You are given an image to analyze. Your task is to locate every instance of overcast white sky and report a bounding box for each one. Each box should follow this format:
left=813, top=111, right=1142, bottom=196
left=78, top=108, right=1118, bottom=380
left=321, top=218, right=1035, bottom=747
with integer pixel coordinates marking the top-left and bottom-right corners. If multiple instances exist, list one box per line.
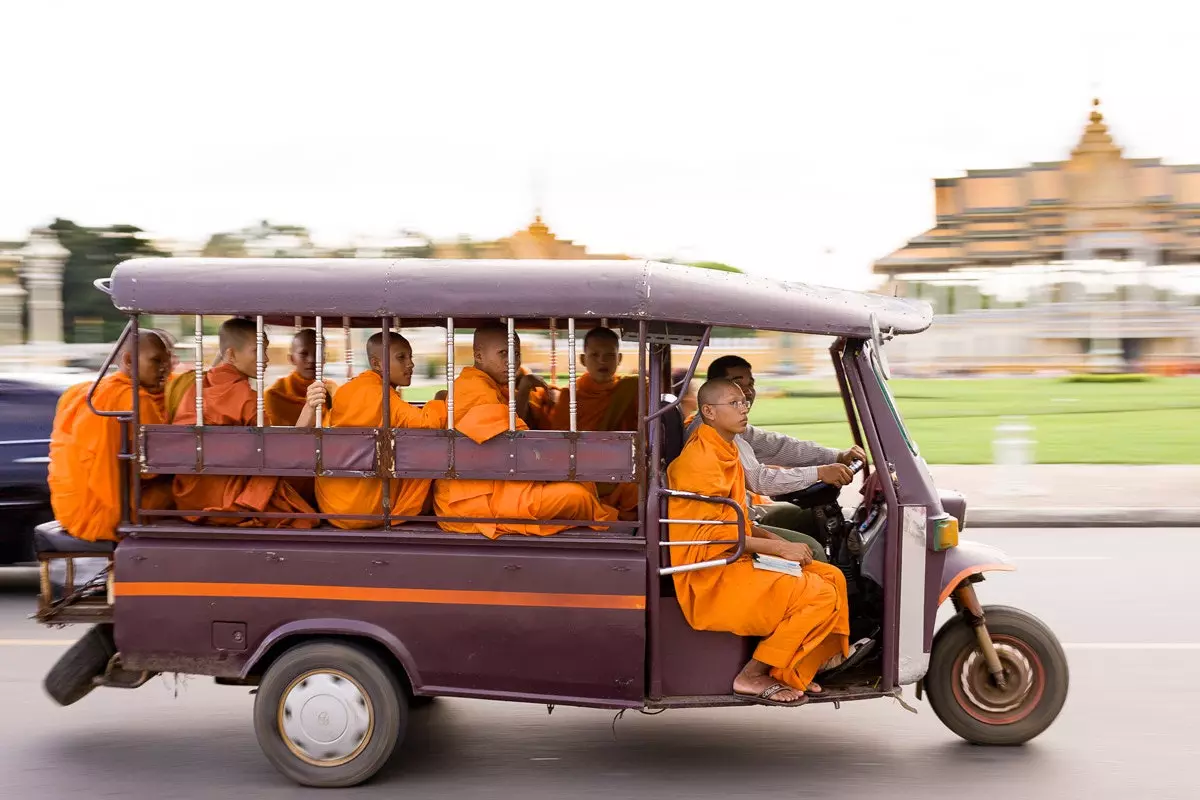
left=3, top=1, right=1198, bottom=290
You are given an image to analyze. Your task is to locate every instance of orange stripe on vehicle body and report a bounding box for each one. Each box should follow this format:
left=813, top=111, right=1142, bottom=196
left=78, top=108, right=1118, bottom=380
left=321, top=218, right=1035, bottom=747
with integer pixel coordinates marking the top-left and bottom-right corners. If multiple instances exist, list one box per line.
left=113, top=581, right=646, bottom=611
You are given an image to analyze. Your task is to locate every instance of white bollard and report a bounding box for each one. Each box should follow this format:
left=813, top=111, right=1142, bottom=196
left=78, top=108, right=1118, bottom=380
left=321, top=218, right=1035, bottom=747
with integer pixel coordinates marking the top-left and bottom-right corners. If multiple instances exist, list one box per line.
left=993, top=416, right=1039, bottom=496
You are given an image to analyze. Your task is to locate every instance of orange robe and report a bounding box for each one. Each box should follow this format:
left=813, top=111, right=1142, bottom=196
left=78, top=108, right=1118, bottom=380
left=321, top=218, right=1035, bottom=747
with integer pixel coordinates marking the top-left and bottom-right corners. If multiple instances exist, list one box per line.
left=164, top=370, right=198, bottom=423
left=316, top=371, right=447, bottom=530
left=667, top=424, right=850, bottom=691
left=265, top=371, right=337, bottom=427
left=549, top=373, right=639, bottom=512
left=600, top=375, right=641, bottom=432
left=172, top=363, right=318, bottom=528
left=517, top=365, right=556, bottom=430
left=433, top=366, right=618, bottom=537
left=48, top=374, right=174, bottom=542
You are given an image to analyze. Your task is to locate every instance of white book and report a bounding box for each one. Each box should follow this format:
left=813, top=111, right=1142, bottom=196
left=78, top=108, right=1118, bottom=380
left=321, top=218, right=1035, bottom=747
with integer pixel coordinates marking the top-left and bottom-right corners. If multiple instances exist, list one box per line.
left=752, top=553, right=803, bottom=577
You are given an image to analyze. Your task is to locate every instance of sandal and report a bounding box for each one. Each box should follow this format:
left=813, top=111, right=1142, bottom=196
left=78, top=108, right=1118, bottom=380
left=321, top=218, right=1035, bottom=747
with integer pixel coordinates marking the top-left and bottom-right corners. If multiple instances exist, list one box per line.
left=818, top=638, right=876, bottom=678
left=734, top=682, right=809, bottom=707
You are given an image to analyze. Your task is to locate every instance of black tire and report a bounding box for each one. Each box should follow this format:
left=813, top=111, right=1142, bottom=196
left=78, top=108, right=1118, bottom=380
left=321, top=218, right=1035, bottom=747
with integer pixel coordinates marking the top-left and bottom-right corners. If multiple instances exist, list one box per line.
left=253, top=641, right=407, bottom=788
left=44, top=623, right=115, bottom=706
left=926, top=605, right=1068, bottom=746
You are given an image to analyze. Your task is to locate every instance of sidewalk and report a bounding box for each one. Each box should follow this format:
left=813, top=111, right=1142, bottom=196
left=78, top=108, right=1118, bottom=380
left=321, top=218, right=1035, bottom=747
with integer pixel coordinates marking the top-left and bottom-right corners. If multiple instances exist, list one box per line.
left=921, top=465, right=1200, bottom=528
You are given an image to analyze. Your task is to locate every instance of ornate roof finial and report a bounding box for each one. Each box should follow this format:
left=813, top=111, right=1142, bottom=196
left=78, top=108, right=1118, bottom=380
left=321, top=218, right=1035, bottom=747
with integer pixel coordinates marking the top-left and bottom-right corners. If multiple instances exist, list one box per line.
left=1071, top=96, right=1121, bottom=159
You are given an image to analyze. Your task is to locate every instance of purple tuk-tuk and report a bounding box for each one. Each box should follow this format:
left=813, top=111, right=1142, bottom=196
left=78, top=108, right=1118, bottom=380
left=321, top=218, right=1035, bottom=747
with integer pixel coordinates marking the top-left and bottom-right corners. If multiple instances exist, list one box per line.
left=34, top=258, right=1068, bottom=787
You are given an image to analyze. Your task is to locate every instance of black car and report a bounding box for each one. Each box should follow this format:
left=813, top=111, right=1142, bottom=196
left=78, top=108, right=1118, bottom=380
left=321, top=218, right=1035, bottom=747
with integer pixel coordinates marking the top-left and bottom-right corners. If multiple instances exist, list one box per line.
left=0, top=376, right=69, bottom=565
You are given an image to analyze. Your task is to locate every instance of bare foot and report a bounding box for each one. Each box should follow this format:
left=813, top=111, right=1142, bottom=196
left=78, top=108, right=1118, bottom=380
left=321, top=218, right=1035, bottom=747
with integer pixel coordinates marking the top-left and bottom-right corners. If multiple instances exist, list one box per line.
left=807, top=681, right=823, bottom=694
left=732, top=660, right=805, bottom=704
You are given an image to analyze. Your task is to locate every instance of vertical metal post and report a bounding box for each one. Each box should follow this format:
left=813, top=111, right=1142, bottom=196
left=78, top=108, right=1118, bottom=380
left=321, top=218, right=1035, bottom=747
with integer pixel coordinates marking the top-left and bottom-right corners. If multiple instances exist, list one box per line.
left=600, top=317, right=609, bottom=329
left=315, top=317, right=325, bottom=428
left=567, top=317, right=578, bottom=432
left=548, top=318, right=558, bottom=388
left=125, top=316, right=139, bottom=525
left=645, top=340, right=664, bottom=698
left=506, top=317, right=517, bottom=432
left=445, top=318, right=455, bottom=431
left=255, top=316, right=265, bottom=427
left=380, top=317, right=392, bottom=529
left=343, top=316, right=354, bottom=379
left=193, top=315, right=204, bottom=427
left=294, top=316, right=302, bottom=334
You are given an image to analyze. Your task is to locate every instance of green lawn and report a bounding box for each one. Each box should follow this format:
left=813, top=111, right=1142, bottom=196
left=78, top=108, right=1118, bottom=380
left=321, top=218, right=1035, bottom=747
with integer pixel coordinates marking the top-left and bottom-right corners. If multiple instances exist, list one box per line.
left=404, top=377, right=1200, bottom=464
left=752, top=377, right=1200, bottom=464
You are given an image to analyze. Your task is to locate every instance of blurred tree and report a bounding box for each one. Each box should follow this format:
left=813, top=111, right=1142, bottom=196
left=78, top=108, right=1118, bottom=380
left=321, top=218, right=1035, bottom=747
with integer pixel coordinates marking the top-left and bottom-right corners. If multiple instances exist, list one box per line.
left=48, top=219, right=167, bottom=342
left=202, top=220, right=316, bottom=257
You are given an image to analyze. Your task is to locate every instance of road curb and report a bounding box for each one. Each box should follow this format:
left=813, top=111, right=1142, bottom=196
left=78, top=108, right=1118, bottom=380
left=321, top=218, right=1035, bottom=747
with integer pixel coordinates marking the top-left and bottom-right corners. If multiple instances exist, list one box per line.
left=969, top=507, right=1200, bottom=528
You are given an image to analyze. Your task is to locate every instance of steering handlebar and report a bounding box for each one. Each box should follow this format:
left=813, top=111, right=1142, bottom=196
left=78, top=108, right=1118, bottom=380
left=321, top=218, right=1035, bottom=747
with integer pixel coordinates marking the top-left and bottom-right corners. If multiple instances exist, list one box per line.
left=770, top=459, right=864, bottom=510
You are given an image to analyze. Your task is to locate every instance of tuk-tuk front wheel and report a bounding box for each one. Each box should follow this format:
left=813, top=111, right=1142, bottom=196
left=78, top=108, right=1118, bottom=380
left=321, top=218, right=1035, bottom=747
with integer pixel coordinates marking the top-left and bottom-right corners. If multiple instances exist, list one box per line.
left=253, top=641, right=407, bottom=788
left=925, top=605, right=1068, bottom=746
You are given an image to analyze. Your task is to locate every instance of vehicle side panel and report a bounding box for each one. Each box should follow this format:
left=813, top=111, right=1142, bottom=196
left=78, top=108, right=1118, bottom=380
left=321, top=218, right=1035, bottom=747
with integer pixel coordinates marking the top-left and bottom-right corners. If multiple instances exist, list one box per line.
left=113, top=535, right=647, bottom=705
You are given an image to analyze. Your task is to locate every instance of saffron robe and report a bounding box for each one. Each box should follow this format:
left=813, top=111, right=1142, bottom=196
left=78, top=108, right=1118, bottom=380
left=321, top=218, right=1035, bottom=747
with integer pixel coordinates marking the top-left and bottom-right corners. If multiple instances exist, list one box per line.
left=265, top=370, right=337, bottom=427
left=433, top=366, right=618, bottom=537
left=171, top=362, right=318, bottom=528
left=316, top=371, right=447, bottom=530
left=48, top=374, right=173, bottom=542
left=666, top=424, right=850, bottom=691
left=549, top=372, right=638, bottom=512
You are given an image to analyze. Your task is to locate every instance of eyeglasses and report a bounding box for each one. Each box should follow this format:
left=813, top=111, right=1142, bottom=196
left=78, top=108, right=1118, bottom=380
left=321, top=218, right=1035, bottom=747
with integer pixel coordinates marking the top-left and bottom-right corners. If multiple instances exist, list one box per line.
left=708, top=400, right=751, bottom=411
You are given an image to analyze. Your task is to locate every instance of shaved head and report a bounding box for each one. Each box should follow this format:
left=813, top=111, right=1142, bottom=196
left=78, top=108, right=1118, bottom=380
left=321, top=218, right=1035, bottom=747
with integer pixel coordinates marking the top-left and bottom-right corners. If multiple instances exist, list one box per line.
left=472, top=323, right=521, bottom=385
left=288, top=328, right=323, bottom=381
left=218, top=318, right=257, bottom=354
left=697, top=378, right=742, bottom=408
left=292, top=328, right=317, bottom=352
left=367, top=332, right=416, bottom=388
left=696, top=378, right=749, bottom=439
left=121, top=330, right=171, bottom=390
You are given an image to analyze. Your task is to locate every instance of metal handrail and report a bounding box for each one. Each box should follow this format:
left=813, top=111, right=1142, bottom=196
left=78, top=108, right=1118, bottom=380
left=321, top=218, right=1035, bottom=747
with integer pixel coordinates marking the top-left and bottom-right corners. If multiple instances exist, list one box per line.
left=86, top=319, right=134, bottom=418
left=656, top=487, right=748, bottom=576
left=93, top=278, right=113, bottom=296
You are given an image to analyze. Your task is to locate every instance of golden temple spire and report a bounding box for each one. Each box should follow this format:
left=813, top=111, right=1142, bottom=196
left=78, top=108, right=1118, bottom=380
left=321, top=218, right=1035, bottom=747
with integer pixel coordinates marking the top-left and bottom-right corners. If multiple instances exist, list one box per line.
left=1071, top=97, right=1122, bottom=159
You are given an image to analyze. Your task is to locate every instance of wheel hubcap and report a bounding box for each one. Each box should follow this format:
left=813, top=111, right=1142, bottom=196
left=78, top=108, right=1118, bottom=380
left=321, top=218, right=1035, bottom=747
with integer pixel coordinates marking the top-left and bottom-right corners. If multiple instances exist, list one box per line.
left=953, top=634, right=1045, bottom=725
left=279, top=669, right=373, bottom=766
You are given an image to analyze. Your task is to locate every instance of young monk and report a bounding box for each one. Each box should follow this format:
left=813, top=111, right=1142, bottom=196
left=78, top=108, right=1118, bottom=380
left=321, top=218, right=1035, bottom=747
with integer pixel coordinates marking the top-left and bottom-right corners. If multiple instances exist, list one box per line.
left=265, top=328, right=337, bottom=426
left=516, top=364, right=556, bottom=429
left=316, top=332, right=447, bottom=529
left=48, top=332, right=175, bottom=542
left=433, top=323, right=622, bottom=537
left=667, top=378, right=870, bottom=706
left=172, top=318, right=325, bottom=527
left=548, top=327, right=638, bottom=512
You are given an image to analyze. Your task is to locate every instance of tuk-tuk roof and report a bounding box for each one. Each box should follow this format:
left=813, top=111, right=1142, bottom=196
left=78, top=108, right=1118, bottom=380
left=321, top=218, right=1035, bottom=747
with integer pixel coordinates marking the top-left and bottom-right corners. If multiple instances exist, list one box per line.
left=109, top=258, right=932, bottom=337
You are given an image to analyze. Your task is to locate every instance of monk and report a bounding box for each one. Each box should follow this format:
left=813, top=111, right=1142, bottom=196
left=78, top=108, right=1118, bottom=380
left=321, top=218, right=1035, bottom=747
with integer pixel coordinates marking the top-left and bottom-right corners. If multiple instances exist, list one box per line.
left=667, top=378, right=871, bottom=706
left=172, top=318, right=324, bottom=527
left=265, top=328, right=337, bottom=426
left=48, top=332, right=175, bottom=542
left=548, top=327, right=638, bottom=512
left=317, top=333, right=447, bottom=529
left=433, top=323, right=621, bottom=537
left=516, top=364, right=556, bottom=429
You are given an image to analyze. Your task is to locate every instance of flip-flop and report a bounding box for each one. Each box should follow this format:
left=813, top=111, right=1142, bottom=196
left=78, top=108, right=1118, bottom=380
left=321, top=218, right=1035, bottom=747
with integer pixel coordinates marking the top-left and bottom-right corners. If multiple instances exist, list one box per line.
left=818, top=637, right=877, bottom=678
left=734, top=682, right=809, bottom=707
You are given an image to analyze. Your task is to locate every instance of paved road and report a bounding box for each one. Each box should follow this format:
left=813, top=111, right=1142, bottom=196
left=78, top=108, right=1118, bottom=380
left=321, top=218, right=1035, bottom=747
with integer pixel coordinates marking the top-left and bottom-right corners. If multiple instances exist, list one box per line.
left=1, top=529, right=1198, bottom=799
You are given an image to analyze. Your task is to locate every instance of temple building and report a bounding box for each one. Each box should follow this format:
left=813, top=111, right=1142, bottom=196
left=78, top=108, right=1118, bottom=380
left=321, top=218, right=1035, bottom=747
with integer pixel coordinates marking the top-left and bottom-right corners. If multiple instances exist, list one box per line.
left=865, top=101, right=1200, bottom=375
left=431, top=215, right=631, bottom=260
left=876, top=99, right=1200, bottom=275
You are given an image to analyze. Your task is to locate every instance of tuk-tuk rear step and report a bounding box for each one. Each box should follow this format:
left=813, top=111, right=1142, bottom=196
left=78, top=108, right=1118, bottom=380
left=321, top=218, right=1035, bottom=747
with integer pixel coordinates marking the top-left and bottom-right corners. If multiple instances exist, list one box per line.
left=646, top=686, right=899, bottom=710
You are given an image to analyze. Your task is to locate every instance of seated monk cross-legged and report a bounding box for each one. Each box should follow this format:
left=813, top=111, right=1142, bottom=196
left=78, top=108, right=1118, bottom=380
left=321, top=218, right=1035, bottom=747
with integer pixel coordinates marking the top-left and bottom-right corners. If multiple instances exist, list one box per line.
left=48, top=331, right=176, bottom=542
left=172, top=318, right=326, bottom=528
left=433, top=323, right=624, bottom=537
left=549, top=326, right=638, bottom=513
left=667, top=378, right=874, bottom=706
left=316, top=332, right=447, bottom=529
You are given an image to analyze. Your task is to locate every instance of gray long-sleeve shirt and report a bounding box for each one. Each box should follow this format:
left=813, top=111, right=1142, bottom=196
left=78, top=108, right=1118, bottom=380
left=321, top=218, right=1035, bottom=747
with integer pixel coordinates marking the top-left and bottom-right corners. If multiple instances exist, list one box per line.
left=685, top=416, right=841, bottom=516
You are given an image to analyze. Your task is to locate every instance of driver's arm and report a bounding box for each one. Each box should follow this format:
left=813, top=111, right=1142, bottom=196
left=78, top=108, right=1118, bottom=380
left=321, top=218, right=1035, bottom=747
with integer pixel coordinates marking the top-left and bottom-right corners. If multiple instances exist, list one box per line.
left=736, top=434, right=823, bottom=495
left=743, top=424, right=840, bottom=469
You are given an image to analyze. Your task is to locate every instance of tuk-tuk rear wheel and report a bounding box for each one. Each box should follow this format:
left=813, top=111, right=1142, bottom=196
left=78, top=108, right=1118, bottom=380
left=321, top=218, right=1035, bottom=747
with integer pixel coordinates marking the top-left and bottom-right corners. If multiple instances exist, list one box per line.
left=926, top=605, right=1068, bottom=746
left=253, top=640, right=407, bottom=788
